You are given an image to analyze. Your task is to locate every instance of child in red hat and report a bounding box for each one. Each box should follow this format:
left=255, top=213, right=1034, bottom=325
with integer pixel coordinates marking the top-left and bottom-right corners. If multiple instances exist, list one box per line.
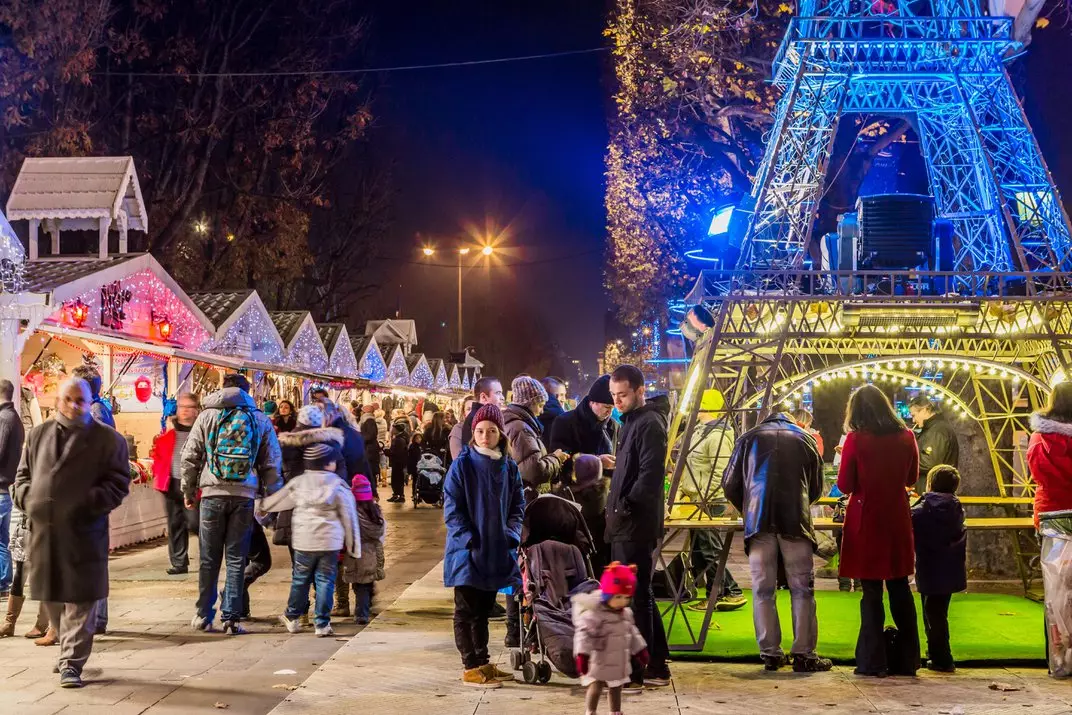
left=573, top=562, right=649, bottom=715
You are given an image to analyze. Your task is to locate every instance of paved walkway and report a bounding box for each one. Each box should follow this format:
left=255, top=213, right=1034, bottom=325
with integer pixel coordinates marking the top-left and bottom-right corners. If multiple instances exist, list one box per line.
left=273, top=567, right=1072, bottom=715
left=0, top=500, right=446, bottom=714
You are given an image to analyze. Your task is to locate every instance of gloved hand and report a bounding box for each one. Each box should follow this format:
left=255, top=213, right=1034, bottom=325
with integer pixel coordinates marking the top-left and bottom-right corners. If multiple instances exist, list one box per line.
left=635, top=648, right=650, bottom=668
left=576, top=653, right=590, bottom=676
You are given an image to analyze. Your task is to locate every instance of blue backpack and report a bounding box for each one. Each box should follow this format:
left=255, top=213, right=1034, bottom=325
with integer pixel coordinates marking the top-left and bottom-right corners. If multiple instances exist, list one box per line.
left=206, top=407, right=259, bottom=482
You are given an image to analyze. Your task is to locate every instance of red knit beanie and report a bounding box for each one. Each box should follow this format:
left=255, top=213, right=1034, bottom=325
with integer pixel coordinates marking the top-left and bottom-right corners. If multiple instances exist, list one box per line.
left=600, top=561, right=638, bottom=601
left=472, top=403, right=505, bottom=434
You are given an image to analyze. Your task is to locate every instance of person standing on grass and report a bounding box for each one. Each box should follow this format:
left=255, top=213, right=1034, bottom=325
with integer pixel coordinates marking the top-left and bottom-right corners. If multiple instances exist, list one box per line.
left=14, top=377, right=129, bottom=688
left=837, top=384, right=921, bottom=677
left=911, top=464, right=966, bottom=673
left=151, top=392, right=201, bottom=576
left=443, top=403, right=524, bottom=689
left=722, top=407, right=830, bottom=673
left=605, top=365, right=673, bottom=687
left=909, top=395, right=959, bottom=495
left=0, top=378, right=25, bottom=598
left=261, top=443, right=359, bottom=637
left=181, top=373, right=282, bottom=636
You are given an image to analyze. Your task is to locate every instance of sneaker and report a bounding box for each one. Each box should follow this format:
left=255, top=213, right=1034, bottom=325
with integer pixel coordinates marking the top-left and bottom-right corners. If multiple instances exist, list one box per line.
left=925, top=660, right=956, bottom=673
left=462, top=666, right=503, bottom=688
left=59, top=668, right=84, bottom=688
left=762, top=654, right=788, bottom=671
left=482, top=664, right=514, bottom=682
left=622, top=681, right=645, bottom=694
left=299, top=613, right=310, bottom=627
left=792, top=655, right=833, bottom=673
left=279, top=614, right=302, bottom=634
left=191, top=615, right=214, bottom=632
left=331, top=606, right=350, bottom=617
left=166, top=566, right=188, bottom=575
left=221, top=620, right=247, bottom=635
left=687, top=599, right=711, bottom=612
left=715, top=594, right=748, bottom=611
left=643, top=667, right=672, bottom=687
left=315, top=625, right=335, bottom=637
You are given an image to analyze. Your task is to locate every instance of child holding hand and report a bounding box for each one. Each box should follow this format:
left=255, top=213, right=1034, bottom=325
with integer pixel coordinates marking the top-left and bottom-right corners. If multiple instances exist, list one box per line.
left=574, top=562, right=649, bottom=715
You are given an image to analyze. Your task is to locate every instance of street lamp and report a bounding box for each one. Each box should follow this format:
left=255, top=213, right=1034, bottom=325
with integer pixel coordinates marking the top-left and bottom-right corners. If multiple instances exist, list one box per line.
left=481, top=245, right=494, bottom=257
left=457, top=248, right=470, bottom=350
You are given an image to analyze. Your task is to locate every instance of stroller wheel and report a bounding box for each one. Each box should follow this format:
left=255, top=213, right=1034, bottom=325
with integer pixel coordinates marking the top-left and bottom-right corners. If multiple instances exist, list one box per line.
left=510, top=649, right=524, bottom=671
left=521, top=660, right=539, bottom=684
left=536, top=661, right=552, bottom=684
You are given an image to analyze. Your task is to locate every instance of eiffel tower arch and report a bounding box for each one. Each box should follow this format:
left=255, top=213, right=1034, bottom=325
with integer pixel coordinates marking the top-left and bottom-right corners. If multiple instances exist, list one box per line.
left=660, top=1, right=1072, bottom=652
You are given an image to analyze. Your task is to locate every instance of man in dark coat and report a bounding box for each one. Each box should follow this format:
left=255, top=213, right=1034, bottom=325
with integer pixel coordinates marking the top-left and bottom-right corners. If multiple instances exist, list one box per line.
left=537, top=377, right=567, bottom=441
left=14, top=378, right=129, bottom=688
left=460, top=376, right=505, bottom=447
left=0, top=379, right=25, bottom=596
left=721, top=412, right=830, bottom=673
left=549, top=374, right=617, bottom=488
left=605, top=365, right=672, bottom=686
left=909, top=395, right=959, bottom=494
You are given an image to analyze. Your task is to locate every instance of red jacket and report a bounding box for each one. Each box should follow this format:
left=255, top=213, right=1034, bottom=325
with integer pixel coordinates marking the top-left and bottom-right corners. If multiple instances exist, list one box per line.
left=836, top=428, right=919, bottom=580
left=1027, top=414, right=1072, bottom=528
left=150, top=428, right=177, bottom=492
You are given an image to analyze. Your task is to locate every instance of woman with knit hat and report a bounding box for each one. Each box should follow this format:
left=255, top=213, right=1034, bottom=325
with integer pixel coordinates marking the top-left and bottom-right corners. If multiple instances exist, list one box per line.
left=443, top=403, right=525, bottom=688
left=503, top=375, right=568, bottom=504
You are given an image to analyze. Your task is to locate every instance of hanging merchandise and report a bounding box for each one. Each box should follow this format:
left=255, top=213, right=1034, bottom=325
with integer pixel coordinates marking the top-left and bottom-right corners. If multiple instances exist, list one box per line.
left=101, top=281, right=133, bottom=330
left=134, top=375, right=153, bottom=403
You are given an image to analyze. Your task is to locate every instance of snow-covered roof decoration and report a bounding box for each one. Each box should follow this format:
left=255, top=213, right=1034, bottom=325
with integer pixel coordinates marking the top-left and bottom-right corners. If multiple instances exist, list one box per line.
left=351, top=337, right=387, bottom=382
left=319, top=323, right=358, bottom=377
left=384, top=344, right=411, bottom=385
left=407, top=353, right=434, bottom=390
left=31, top=255, right=213, bottom=349
left=429, top=358, right=450, bottom=392
left=448, top=364, right=462, bottom=390
left=6, top=156, right=148, bottom=231
left=461, top=368, right=472, bottom=391
left=191, top=290, right=284, bottom=363
left=270, top=311, right=328, bottom=373
left=449, top=348, right=484, bottom=370
left=365, top=318, right=418, bottom=348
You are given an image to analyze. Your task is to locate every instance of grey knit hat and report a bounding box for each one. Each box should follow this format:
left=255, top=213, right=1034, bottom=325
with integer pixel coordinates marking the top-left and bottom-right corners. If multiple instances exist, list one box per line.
left=511, top=376, right=548, bottom=408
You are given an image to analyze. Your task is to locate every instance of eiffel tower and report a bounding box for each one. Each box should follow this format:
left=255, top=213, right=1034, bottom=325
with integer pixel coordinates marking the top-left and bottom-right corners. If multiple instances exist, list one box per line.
left=739, top=0, right=1072, bottom=274
left=659, top=1, right=1072, bottom=653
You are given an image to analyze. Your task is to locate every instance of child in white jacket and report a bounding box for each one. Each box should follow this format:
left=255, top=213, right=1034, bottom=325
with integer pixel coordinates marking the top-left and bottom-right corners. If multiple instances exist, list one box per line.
left=259, top=443, right=359, bottom=637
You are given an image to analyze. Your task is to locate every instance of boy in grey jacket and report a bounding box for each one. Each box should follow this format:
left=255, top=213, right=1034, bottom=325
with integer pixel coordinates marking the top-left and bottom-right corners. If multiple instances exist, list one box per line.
left=260, top=443, right=359, bottom=637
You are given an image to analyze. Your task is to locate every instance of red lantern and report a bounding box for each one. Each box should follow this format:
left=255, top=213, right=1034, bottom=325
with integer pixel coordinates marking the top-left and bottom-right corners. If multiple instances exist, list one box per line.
left=158, top=319, right=173, bottom=340
left=63, top=299, right=89, bottom=328
left=134, top=375, right=153, bottom=403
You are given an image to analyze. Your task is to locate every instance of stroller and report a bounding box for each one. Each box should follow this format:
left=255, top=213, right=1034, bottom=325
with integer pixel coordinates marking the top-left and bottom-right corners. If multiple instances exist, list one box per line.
left=412, top=451, right=446, bottom=507
left=511, top=494, right=599, bottom=684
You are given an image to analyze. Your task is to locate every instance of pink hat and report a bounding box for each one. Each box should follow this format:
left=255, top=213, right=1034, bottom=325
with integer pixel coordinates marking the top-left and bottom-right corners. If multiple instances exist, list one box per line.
left=472, top=403, right=505, bottom=433
left=600, top=562, right=637, bottom=602
left=351, top=474, right=374, bottom=502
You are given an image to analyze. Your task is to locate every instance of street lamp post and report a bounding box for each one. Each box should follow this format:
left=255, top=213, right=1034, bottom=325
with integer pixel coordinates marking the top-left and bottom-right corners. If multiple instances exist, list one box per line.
left=457, top=247, right=470, bottom=351
left=420, top=243, right=493, bottom=352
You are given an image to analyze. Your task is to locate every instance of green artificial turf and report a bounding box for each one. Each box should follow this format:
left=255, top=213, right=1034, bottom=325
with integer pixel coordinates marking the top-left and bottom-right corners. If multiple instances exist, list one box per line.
left=663, top=590, right=1045, bottom=665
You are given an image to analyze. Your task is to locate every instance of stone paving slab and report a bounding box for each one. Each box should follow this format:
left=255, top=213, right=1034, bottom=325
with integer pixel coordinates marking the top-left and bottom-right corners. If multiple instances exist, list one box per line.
left=0, top=501, right=445, bottom=714
left=273, top=564, right=1072, bottom=715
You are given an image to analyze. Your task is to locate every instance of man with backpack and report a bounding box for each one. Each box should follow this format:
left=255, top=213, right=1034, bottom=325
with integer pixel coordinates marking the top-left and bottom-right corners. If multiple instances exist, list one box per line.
left=181, top=374, right=282, bottom=635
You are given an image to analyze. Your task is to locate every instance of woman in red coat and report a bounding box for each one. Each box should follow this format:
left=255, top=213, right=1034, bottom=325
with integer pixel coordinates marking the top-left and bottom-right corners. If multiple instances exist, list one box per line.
left=1027, top=382, right=1072, bottom=528
left=837, top=385, right=921, bottom=677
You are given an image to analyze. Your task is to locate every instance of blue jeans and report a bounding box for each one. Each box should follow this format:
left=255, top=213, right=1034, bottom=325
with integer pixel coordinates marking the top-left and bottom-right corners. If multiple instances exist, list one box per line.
left=286, top=550, right=338, bottom=629
left=0, top=490, right=11, bottom=592
left=197, top=496, right=254, bottom=623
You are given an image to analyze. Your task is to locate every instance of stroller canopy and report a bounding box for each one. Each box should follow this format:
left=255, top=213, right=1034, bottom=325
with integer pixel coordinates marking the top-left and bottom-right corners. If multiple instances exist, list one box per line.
left=521, top=494, right=593, bottom=556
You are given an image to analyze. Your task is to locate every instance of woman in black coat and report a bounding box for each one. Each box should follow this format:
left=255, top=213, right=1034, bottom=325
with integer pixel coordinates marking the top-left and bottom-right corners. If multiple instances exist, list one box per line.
left=360, top=418, right=382, bottom=493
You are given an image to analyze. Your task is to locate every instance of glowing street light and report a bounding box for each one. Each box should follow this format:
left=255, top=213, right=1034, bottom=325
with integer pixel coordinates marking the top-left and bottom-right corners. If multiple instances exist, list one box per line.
left=422, top=247, right=435, bottom=256
left=459, top=247, right=471, bottom=255
left=481, top=245, right=494, bottom=257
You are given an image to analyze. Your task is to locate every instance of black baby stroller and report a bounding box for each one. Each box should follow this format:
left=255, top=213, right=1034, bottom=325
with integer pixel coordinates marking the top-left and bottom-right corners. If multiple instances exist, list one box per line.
left=511, top=494, right=599, bottom=684
left=412, top=451, right=446, bottom=506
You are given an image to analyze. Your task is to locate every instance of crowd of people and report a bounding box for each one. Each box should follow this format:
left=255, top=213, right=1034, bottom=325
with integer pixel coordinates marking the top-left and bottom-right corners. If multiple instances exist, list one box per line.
left=1, top=360, right=1071, bottom=700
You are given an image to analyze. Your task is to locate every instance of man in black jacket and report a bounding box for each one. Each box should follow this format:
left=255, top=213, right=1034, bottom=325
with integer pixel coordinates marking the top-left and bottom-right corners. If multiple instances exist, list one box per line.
left=722, top=412, right=831, bottom=673
left=606, top=365, right=672, bottom=686
left=909, top=395, right=959, bottom=494
left=549, top=374, right=617, bottom=487
left=0, top=379, right=24, bottom=596
left=537, top=377, right=567, bottom=440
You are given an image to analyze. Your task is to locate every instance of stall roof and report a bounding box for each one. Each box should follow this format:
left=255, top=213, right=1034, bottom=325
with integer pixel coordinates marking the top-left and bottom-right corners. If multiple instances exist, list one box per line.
left=365, top=318, right=418, bottom=347
left=269, top=311, right=310, bottom=347
left=317, top=323, right=346, bottom=354
left=188, top=290, right=254, bottom=329
left=6, top=156, right=148, bottom=231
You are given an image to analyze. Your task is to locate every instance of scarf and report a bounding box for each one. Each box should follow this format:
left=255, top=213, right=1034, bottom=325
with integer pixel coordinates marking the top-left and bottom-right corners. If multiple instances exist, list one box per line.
left=474, top=445, right=503, bottom=460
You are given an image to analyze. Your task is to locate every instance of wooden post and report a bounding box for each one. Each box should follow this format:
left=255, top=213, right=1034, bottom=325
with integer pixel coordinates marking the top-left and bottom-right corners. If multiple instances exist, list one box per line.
left=49, top=224, right=60, bottom=255
left=27, top=219, right=39, bottom=261
left=118, top=213, right=128, bottom=254
left=98, top=216, right=110, bottom=260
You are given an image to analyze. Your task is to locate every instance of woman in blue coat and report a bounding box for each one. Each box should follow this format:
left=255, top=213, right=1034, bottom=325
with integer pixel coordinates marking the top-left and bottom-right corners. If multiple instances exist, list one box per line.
left=443, top=403, right=525, bottom=689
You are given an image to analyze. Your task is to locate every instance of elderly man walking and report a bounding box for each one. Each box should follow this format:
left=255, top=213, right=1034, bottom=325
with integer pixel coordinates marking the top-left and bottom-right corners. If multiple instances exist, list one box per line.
left=13, top=378, right=130, bottom=688
left=0, top=379, right=24, bottom=597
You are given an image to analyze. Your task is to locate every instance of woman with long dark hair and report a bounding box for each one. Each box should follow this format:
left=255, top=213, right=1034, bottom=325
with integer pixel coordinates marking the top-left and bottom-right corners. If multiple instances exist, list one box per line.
left=273, top=400, right=297, bottom=433
left=838, top=384, right=921, bottom=677
left=423, top=411, right=451, bottom=464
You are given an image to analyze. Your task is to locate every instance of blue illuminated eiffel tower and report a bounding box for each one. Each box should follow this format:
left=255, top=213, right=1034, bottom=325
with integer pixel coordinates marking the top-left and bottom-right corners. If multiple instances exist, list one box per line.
left=738, top=0, right=1072, bottom=274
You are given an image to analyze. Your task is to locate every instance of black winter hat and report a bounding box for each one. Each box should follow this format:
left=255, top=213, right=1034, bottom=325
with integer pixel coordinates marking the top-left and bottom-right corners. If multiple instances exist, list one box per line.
left=587, top=375, right=613, bottom=406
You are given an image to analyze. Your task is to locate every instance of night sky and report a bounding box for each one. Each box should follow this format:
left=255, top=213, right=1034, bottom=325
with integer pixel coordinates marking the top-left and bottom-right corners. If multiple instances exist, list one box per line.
left=364, top=1, right=609, bottom=375
left=361, top=2, right=1072, bottom=377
